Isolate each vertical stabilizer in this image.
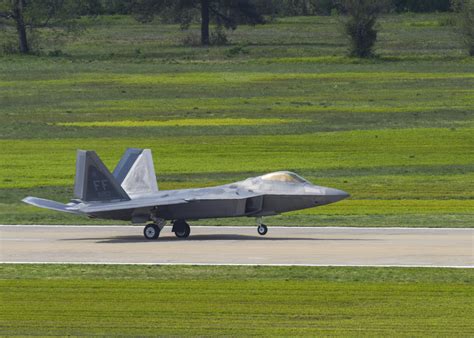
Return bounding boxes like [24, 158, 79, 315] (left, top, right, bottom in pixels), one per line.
[113, 148, 158, 196]
[74, 150, 130, 202]
[113, 148, 143, 183]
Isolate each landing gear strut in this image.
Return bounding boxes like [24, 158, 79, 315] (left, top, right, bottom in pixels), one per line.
[256, 217, 268, 236]
[173, 219, 191, 239]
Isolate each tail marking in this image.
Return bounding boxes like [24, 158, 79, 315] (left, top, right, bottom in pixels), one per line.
[74, 150, 130, 202]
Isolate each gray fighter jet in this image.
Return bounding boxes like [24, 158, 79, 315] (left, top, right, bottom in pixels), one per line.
[23, 149, 349, 240]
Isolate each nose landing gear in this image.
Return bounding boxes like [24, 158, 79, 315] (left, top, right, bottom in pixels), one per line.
[256, 217, 268, 236]
[257, 224, 268, 235]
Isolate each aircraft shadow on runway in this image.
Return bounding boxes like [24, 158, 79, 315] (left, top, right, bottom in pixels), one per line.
[61, 234, 376, 243]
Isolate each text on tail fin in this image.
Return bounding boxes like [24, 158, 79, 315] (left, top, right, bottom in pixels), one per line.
[74, 150, 130, 202]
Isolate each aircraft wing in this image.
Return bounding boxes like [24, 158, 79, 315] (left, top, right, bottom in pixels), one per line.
[24, 188, 261, 215]
[81, 189, 262, 214]
[23, 196, 188, 215]
[79, 198, 188, 213]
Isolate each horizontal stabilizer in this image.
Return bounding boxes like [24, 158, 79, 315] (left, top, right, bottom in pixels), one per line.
[22, 196, 81, 215]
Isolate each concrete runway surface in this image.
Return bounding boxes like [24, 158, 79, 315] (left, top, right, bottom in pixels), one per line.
[1, 225, 473, 267]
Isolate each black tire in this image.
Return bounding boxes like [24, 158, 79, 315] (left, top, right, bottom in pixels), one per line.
[144, 223, 160, 240]
[174, 221, 191, 239]
[257, 224, 268, 236]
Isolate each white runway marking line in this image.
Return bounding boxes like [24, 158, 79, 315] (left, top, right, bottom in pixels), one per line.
[1, 262, 473, 268]
[1, 239, 43, 241]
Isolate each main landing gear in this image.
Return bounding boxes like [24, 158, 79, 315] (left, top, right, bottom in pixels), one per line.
[256, 217, 268, 236]
[143, 219, 192, 240]
[143, 218, 166, 240]
[172, 219, 191, 239]
[144, 223, 161, 240]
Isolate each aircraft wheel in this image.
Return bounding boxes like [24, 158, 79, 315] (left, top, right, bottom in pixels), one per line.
[257, 224, 268, 236]
[175, 221, 191, 239]
[144, 223, 160, 240]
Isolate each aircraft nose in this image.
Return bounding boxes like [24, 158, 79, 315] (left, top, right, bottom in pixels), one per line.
[325, 187, 350, 202]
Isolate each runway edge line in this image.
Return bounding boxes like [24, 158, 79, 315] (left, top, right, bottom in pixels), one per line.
[1, 262, 472, 268]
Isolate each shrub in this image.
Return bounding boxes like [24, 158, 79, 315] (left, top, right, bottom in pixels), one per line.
[225, 45, 250, 57]
[210, 25, 229, 46]
[337, 0, 390, 58]
[452, 0, 474, 56]
[181, 33, 201, 46]
[2, 41, 18, 55]
[47, 49, 66, 57]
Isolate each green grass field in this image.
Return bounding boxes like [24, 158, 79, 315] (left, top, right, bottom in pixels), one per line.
[0, 13, 473, 226]
[1, 264, 472, 335]
[1, 14, 472, 336]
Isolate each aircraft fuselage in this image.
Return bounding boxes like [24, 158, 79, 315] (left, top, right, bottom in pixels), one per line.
[88, 179, 349, 222]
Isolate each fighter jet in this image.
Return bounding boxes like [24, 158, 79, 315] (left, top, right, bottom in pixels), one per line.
[23, 149, 349, 240]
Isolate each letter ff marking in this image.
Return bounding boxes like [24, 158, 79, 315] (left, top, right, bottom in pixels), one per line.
[93, 180, 109, 191]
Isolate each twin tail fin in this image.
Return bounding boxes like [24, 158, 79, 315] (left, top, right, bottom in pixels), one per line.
[113, 148, 158, 196]
[74, 150, 130, 202]
[24, 148, 158, 210]
[75, 148, 158, 201]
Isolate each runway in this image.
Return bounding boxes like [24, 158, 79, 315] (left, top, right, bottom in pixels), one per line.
[1, 225, 473, 267]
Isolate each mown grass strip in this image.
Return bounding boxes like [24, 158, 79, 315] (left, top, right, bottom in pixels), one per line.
[0, 265, 472, 336]
[2, 279, 471, 335]
[30, 98, 472, 115]
[1, 71, 473, 88]
[1, 128, 472, 188]
[56, 118, 304, 127]
[1, 264, 472, 282]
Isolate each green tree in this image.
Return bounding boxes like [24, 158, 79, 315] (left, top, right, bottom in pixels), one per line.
[337, 0, 389, 58]
[133, 0, 264, 46]
[0, 0, 87, 54]
[452, 0, 474, 56]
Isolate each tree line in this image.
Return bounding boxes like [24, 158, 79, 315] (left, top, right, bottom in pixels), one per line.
[83, 0, 455, 16]
[1, 0, 473, 57]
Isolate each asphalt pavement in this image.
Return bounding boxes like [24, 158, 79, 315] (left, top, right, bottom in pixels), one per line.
[1, 225, 472, 267]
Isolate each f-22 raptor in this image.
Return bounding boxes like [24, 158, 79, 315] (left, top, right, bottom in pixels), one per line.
[23, 149, 350, 240]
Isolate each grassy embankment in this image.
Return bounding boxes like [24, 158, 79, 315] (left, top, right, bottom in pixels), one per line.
[1, 264, 473, 335]
[0, 13, 473, 226]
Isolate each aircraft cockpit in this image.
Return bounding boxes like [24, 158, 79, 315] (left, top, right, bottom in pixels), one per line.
[260, 171, 309, 184]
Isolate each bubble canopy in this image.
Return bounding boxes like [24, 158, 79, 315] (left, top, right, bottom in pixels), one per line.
[260, 171, 309, 184]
